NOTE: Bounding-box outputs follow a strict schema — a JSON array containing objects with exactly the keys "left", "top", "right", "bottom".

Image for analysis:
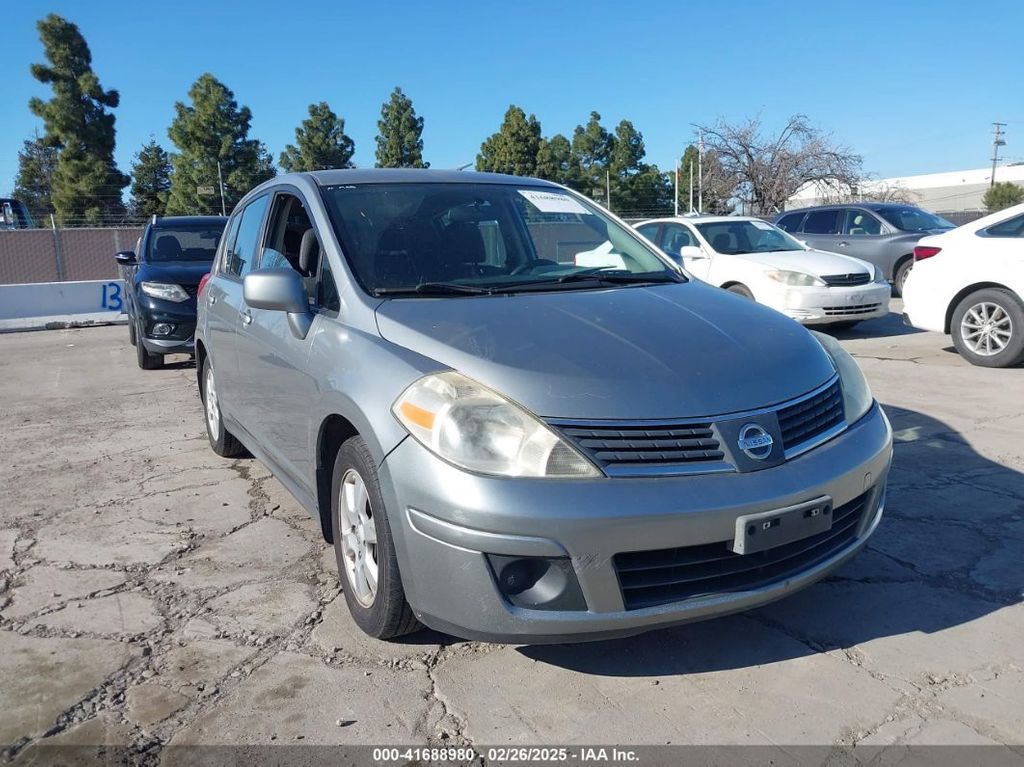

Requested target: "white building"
[{"left": 787, "top": 165, "right": 1024, "bottom": 214}]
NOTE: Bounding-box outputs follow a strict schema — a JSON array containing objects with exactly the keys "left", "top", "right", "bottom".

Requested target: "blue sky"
[{"left": 2, "top": 0, "right": 1023, "bottom": 195}]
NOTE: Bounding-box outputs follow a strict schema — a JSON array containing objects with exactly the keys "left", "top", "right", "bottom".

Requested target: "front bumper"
[
  {"left": 379, "top": 403, "right": 893, "bottom": 643},
  {"left": 774, "top": 282, "right": 891, "bottom": 325},
  {"left": 135, "top": 294, "right": 198, "bottom": 355}
]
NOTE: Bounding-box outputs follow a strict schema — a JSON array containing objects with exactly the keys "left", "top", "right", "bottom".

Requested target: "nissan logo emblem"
[{"left": 738, "top": 423, "right": 774, "bottom": 460}]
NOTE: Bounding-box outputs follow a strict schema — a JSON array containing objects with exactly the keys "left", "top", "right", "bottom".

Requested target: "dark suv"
[
  {"left": 115, "top": 216, "right": 227, "bottom": 369},
  {"left": 774, "top": 203, "right": 954, "bottom": 295}
]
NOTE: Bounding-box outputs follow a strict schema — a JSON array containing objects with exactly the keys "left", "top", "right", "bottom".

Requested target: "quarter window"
[
  {"left": 802, "top": 210, "right": 842, "bottom": 235},
  {"left": 776, "top": 212, "right": 805, "bottom": 232},
  {"left": 223, "top": 195, "right": 269, "bottom": 278},
  {"left": 636, "top": 223, "right": 661, "bottom": 243},
  {"left": 982, "top": 213, "right": 1024, "bottom": 238}
]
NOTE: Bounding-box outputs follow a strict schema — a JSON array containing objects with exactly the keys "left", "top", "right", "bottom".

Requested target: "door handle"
[
  {"left": 241, "top": 310, "right": 252, "bottom": 326},
  {"left": 207, "top": 293, "right": 217, "bottom": 306}
]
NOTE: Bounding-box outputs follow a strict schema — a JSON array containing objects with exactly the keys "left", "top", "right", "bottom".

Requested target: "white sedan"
[
  {"left": 902, "top": 202, "right": 1024, "bottom": 368},
  {"left": 635, "top": 216, "right": 891, "bottom": 328}
]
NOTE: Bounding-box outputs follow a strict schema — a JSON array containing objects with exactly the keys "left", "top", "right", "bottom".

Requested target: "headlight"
[
  {"left": 392, "top": 372, "right": 600, "bottom": 478},
  {"left": 811, "top": 332, "right": 874, "bottom": 424},
  {"left": 141, "top": 282, "right": 190, "bottom": 302},
  {"left": 766, "top": 269, "right": 825, "bottom": 287}
]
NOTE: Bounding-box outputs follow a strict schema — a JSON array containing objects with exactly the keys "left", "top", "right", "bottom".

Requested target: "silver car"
[{"left": 195, "top": 170, "right": 892, "bottom": 643}]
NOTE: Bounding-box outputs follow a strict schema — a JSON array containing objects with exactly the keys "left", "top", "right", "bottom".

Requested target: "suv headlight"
[
  {"left": 393, "top": 372, "right": 600, "bottom": 478},
  {"left": 141, "top": 282, "right": 190, "bottom": 302},
  {"left": 766, "top": 270, "right": 825, "bottom": 287},
  {"left": 811, "top": 332, "right": 874, "bottom": 424}
]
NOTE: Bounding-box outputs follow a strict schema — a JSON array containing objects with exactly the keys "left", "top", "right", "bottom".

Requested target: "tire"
[
  {"left": 950, "top": 288, "right": 1024, "bottom": 368},
  {"left": 828, "top": 320, "right": 860, "bottom": 331},
  {"left": 726, "top": 283, "right": 754, "bottom": 300},
  {"left": 892, "top": 258, "right": 913, "bottom": 297},
  {"left": 200, "top": 358, "right": 247, "bottom": 457},
  {"left": 128, "top": 319, "right": 136, "bottom": 347},
  {"left": 135, "top": 323, "right": 163, "bottom": 370},
  {"left": 332, "top": 436, "right": 419, "bottom": 640}
]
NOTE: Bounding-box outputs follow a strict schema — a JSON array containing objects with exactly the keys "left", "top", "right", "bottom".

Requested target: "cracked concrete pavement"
[{"left": 0, "top": 302, "right": 1021, "bottom": 761}]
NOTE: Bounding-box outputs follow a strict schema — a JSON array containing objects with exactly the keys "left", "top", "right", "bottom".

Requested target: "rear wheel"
[
  {"left": 725, "top": 283, "right": 754, "bottom": 300},
  {"left": 135, "top": 323, "right": 163, "bottom": 370},
  {"left": 201, "top": 358, "right": 246, "bottom": 456},
  {"left": 892, "top": 258, "right": 913, "bottom": 297},
  {"left": 951, "top": 288, "right": 1024, "bottom": 368},
  {"left": 332, "top": 436, "right": 419, "bottom": 640}
]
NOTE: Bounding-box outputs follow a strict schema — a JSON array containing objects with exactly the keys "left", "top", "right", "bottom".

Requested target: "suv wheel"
[
  {"left": 332, "top": 436, "right": 419, "bottom": 639},
  {"left": 128, "top": 318, "right": 137, "bottom": 346},
  {"left": 726, "top": 283, "right": 754, "bottom": 300},
  {"left": 893, "top": 258, "right": 913, "bottom": 297},
  {"left": 951, "top": 288, "right": 1024, "bottom": 368},
  {"left": 135, "top": 322, "right": 163, "bottom": 370},
  {"left": 201, "top": 358, "right": 246, "bottom": 456}
]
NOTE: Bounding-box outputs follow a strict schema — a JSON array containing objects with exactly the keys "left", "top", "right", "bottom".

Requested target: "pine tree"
[
  {"left": 279, "top": 102, "right": 355, "bottom": 172},
  {"left": 608, "top": 120, "right": 671, "bottom": 214},
  {"left": 166, "top": 74, "right": 275, "bottom": 215},
  {"left": 28, "top": 14, "right": 129, "bottom": 224},
  {"left": 476, "top": 105, "right": 542, "bottom": 176},
  {"left": 571, "top": 112, "right": 614, "bottom": 203},
  {"left": 375, "top": 87, "right": 428, "bottom": 168},
  {"left": 14, "top": 133, "right": 59, "bottom": 218},
  {"left": 536, "top": 134, "right": 579, "bottom": 188},
  {"left": 130, "top": 139, "right": 172, "bottom": 217}
]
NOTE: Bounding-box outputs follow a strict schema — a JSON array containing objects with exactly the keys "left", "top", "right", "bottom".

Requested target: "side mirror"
[
  {"left": 115, "top": 251, "right": 136, "bottom": 265},
  {"left": 677, "top": 245, "right": 707, "bottom": 260},
  {"left": 243, "top": 268, "right": 314, "bottom": 339}
]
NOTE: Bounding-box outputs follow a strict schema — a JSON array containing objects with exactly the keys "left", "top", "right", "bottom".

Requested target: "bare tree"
[
  {"left": 696, "top": 114, "right": 862, "bottom": 214},
  {"left": 815, "top": 179, "right": 915, "bottom": 206}
]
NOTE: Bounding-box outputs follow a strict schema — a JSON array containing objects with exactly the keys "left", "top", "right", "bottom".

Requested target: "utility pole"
[
  {"left": 216, "top": 161, "right": 227, "bottom": 216},
  {"left": 606, "top": 169, "right": 611, "bottom": 211},
  {"left": 673, "top": 159, "right": 679, "bottom": 217},
  {"left": 697, "top": 131, "right": 704, "bottom": 214},
  {"left": 688, "top": 160, "right": 694, "bottom": 213},
  {"left": 990, "top": 123, "right": 1007, "bottom": 187}
]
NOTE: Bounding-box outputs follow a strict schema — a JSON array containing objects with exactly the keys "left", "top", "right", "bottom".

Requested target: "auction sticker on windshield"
[
  {"left": 751, "top": 220, "right": 774, "bottom": 230},
  {"left": 519, "top": 189, "right": 591, "bottom": 215}
]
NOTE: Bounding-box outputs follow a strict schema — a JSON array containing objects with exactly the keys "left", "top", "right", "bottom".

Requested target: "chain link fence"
[{"left": 0, "top": 224, "right": 144, "bottom": 285}]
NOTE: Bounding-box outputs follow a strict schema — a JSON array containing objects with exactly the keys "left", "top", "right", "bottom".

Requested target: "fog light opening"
[
  {"left": 487, "top": 554, "right": 587, "bottom": 611},
  {"left": 151, "top": 323, "right": 174, "bottom": 336}
]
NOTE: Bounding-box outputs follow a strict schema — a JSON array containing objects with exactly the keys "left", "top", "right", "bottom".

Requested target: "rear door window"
[
  {"left": 802, "top": 210, "right": 842, "bottom": 235},
  {"left": 843, "top": 209, "right": 883, "bottom": 236}
]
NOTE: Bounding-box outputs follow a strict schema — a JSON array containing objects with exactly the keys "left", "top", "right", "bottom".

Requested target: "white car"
[
  {"left": 635, "top": 216, "right": 891, "bottom": 328},
  {"left": 902, "top": 202, "right": 1024, "bottom": 368}
]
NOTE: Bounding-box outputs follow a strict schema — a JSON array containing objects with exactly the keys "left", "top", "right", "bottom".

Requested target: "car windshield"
[
  {"left": 695, "top": 220, "right": 804, "bottom": 255},
  {"left": 319, "top": 182, "right": 681, "bottom": 296},
  {"left": 146, "top": 226, "right": 224, "bottom": 262},
  {"left": 872, "top": 206, "right": 953, "bottom": 232}
]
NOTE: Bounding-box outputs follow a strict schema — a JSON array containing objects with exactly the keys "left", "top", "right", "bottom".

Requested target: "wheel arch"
[
  {"left": 892, "top": 253, "right": 914, "bottom": 281},
  {"left": 195, "top": 339, "right": 207, "bottom": 394},
  {"left": 945, "top": 282, "right": 1019, "bottom": 334},
  {"left": 314, "top": 414, "right": 361, "bottom": 543}
]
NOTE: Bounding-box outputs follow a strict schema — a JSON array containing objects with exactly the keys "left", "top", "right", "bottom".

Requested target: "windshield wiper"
[
  {"left": 374, "top": 281, "right": 496, "bottom": 297},
  {"left": 526, "top": 270, "right": 684, "bottom": 288}
]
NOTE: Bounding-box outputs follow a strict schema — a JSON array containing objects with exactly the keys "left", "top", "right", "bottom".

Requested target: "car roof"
[
  {"left": 151, "top": 215, "right": 228, "bottom": 228},
  {"left": 638, "top": 215, "right": 767, "bottom": 225},
  {"left": 303, "top": 168, "right": 561, "bottom": 187},
  {"left": 780, "top": 202, "right": 919, "bottom": 215}
]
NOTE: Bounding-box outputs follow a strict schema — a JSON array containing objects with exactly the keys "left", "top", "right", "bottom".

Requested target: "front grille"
[
  {"left": 821, "top": 273, "right": 871, "bottom": 287},
  {"left": 777, "top": 380, "right": 844, "bottom": 451},
  {"left": 554, "top": 422, "right": 724, "bottom": 472},
  {"left": 613, "top": 491, "right": 872, "bottom": 610},
  {"left": 823, "top": 303, "right": 881, "bottom": 316}
]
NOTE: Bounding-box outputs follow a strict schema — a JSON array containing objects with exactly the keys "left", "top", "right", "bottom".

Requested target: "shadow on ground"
[
  {"left": 821, "top": 310, "right": 922, "bottom": 340},
  {"left": 517, "top": 403, "right": 1023, "bottom": 675}
]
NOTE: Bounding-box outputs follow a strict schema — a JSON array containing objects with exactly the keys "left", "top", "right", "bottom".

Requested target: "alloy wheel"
[
  {"left": 960, "top": 302, "right": 1013, "bottom": 356},
  {"left": 205, "top": 365, "right": 221, "bottom": 440},
  {"left": 338, "top": 468, "right": 379, "bottom": 607}
]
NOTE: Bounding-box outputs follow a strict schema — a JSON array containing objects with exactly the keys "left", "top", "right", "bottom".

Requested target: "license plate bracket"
[{"left": 731, "top": 496, "right": 833, "bottom": 555}]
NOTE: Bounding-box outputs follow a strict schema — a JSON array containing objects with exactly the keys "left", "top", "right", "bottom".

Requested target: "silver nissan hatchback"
[{"left": 195, "top": 169, "right": 892, "bottom": 643}]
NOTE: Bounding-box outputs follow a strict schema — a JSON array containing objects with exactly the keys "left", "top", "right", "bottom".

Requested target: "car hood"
[
  {"left": 136, "top": 261, "right": 213, "bottom": 285},
  {"left": 735, "top": 249, "right": 872, "bottom": 276},
  {"left": 375, "top": 282, "right": 836, "bottom": 420}
]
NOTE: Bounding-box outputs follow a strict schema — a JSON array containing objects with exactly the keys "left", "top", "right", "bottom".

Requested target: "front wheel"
[
  {"left": 200, "top": 358, "right": 247, "bottom": 456},
  {"left": 951, "top": 288, "right": 1024, "bottom": 368},
  {"left": 892, "top": 259, "right": 913, "bottom": 297},
  {"left": 725, "top": 283, "right": 754, "bottom": 300},
  {"left": 332, "top": 436, "right": 419, "bottom": 640},
  {"left": 135, "top": 325, "right": 163, "bottom": 370}
]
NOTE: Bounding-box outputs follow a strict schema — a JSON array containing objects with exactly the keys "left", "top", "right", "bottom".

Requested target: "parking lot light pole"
[{"left": 217, "top": 161, "right": 227, "bottom": 216}]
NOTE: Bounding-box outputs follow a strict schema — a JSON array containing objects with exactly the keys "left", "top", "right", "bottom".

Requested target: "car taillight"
[
  {"left": 914, "top": 246, "right": 941, "bottom": 261},
  {"left": 197, "top": 273, "right": 211, "bottom": 297}
]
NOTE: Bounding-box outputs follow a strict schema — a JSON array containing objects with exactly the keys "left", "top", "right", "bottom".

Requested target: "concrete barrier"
[{"left": 0, "top": 279, "right": 127, "bottom": 331}]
